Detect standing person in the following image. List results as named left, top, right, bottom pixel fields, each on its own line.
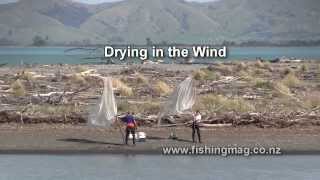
left=192, top=110, right=202, bottom=143
left=123, top=112, right=137, bottom=145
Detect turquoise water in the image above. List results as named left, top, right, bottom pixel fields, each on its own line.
left=0, top=46, right=320, bottom=65
left=0, top=155, right=319, bottom=180
left=0, top=47, right=104, bottom=65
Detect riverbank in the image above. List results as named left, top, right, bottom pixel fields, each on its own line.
left=0, top=62, right=320, bottom=154
left=1, top=61, right=320, bottom=127
left=0, top=124, right=320, bottom=155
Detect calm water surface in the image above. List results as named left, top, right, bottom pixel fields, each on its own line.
left=0, top=155, right=319, bottom=180
left=0, top=46, right=320, bottom=65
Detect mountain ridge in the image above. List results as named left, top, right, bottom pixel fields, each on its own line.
left=0, top=0, right=319, bottom=45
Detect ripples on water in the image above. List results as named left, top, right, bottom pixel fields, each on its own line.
left=0, top=155, right=319, bottom=180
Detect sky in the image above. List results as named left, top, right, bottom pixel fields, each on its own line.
left=0, top=0, right=217, bottom=4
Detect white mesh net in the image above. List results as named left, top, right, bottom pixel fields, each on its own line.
left=89, top=77, right=117, bottom=127
left=159, top=77, right=196, bottom=124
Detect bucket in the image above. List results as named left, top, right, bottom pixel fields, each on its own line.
left=129, top=132, right=146, bottom=142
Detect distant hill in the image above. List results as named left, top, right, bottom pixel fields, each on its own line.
left=0, top=0, right=319, bottom=45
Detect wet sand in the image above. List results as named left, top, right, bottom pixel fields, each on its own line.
left=0, top=124, right=320, bottom=155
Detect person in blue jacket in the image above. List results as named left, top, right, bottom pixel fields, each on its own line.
left=122, top=112, right=137, bottom=145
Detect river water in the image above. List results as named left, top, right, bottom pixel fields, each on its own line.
left=0, top=46, right=320, bottom=65
left=0, top=155, right=319, bottom=180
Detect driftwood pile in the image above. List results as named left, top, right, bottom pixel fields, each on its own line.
left=1, top=109, right=320, bottom=128
left=203, top=112, right=320, bottom=128
left=0, top=110, right=86, bottom=124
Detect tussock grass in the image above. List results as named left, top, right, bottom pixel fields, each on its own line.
left=254, top=61, right=266, bottom=69
left=112, top=79, right=133, bottom=97
left=70, top=74, right=87, bottom=85
left=136, top=73, right=148, bottom=84
left=26, top=104, right=78, bottom=116
left=194, top=94, right=255, bottom=114
left=236, top=62, right=248, bottom=71
left=216, top=64, right=233, bottom=75
left=281, top=73, right=301, bottom=88
left=118, top=101, right=160, bottom=114
left=283, top=67, right=293, bottom=75
left=74, top=66, right=88, bottom=73
left=254, top=79, right=273, bottom=89
left=193, top=68, right=220, bottom=81
left=238, top=70, right=253, bottom=81
left=11, top=79, right=26, bottom=97
left=317, top=64, right=320, bottom=74
left=249, top=77, right=292, bottom=97
left=154, top=80, right=172, bottom=96
left=193, top=70, right=207, bottom=81
left=303, top=92, right=320, bottom=109
left=19, top=71, right=34, bottom=81
left=299, top=64, right=308, bottom=72
left=273, top=82, right=291, bottom=97
left=252, top=68, right=266, bottom=76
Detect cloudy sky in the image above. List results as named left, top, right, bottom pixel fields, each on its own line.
left=0, top=0, right=217, bottom=4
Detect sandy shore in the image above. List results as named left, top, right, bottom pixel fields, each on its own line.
left=1, top=124, right=320, bottom=155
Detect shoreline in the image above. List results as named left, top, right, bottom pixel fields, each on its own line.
left=1, top=125, right=320, bottom=155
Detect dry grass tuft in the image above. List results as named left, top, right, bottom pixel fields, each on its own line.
left=136, top=73, right=148, bottom=84
left=193, top=68, right=220, bottom=81
left=302, top=92, right=320, bottom=110
left=254, top=79, right=273, bottom=89
left=118, top=101, right=161, bottom=114
left=19, top=71, right=34, bottom=81
left=153, top=80, right=172, bottom=96
left=112, top=79, right=133, bottom=97
left=74, top=66, right=88, bottom=73
left=281, top=73, right=301, bottom=88
left=299, top=64, right=308, bottom=72
left=25, top=104, right=78, bottom=116
left=254, top=61, right=266, bottom=69
left=70, top=74, right=87, bottom=85
left=11, top=79, right=26, bottom=97
left=194, top=94, right=255, bottom=114
left=283, top=67, right=293, bottom=75
left=273, top=82, right=291, bottom=97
